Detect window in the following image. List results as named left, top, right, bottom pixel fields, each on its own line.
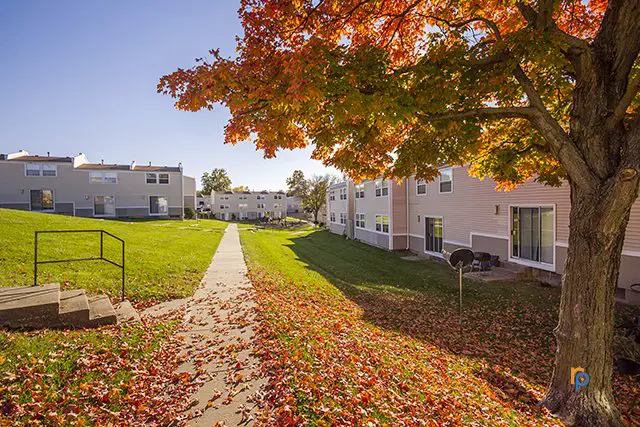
left=94, top=195, right=115, bottom=216
left=30, top=189, right=54, bottom=211
left=274, top=194, right=283, bottom=200
left=425, top=217, right=443, bottom=253
left=329, top=191, right=335, bottom=201
left=25, top=163, right=57, bottom=177
left=416, top=180, right=427, bottom=195
left=257, top=195, right=266, bottom=200
left=375, top=180, right=388, bottom=197
left=220, top=204, right=230, bottom=209
left=274, top=203, right=281, bottom=208
left=239, top=203, right=248, bottom=209
left=149, top=196, right=168, bottom=215
left=355, top=213, right=365, bottom=228
left=439, top=168, right=453, bottom=193
left=257, top=203, right=265, bottom=209
left=340, top=213, right=347, bottom=224
left=355, top=184, right=364, bottom=199
left=239, top=195, right=248, bottom=200
left=511, top=206, right=554, bottom=265
left=146, top=173, right=169, bottom=184
left=339, top=188, right=347, bottom=200
left=330, top=212, right=336, bottom=222
left=90, top=172, right=117, bottom=184
left=375, top=215, right=389, bottom=233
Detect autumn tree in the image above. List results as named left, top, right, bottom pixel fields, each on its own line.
left=232, top=185, right=250, bottom=193
left=201, top=168, right=231, bottom=195
left=159, top=1, right=640, bottom=424
left=303, top=174, right=336, bottom=223
left=286, top=169, right=309, bottom=198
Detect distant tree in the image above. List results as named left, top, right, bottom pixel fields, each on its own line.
left=286, top=170, right=309, bottom=198
left=303, top=174, right=337, bottom=223
left=201, top=168, right=231, bottom=194
left=232, top=185, right=250, bottom=193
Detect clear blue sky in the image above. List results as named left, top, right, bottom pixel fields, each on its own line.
left=0, top=0, right=338, bottom=191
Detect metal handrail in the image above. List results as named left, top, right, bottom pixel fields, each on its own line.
left=34, top=230, right=126, bottom=301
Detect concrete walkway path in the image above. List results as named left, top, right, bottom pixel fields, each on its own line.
left=176, top=224, right=264, bottom=426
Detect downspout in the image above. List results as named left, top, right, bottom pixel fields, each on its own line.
left=180, top=164, right=184, bottom=220
left=406, top=179, right=410, bottom=250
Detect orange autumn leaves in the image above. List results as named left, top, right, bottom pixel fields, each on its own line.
left=159, top=0, right=608, bottom=187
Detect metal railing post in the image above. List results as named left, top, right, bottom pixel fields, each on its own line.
left=100, top=231, right=104, bottom=260
left=121, top=240, right=125, bottom=301
left=34, top=232, right=38, bottom=286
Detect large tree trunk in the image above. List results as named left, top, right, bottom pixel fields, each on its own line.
left=542, top=175, right=639, bottom=426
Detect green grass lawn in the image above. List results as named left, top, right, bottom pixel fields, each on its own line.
left=0, top=209, right=225, bottom=424
left=0, top=209, right=227, bottom=301
left=241, top=228, right=639, bottom=426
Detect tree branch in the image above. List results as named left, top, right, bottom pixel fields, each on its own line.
left=417, top=107, right=537, bottom=121
left=608, top=70, right=640, bottom=127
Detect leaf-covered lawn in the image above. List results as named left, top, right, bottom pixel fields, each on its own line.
left=0, top=208, right=226, bottom=301
left=241, top=228, right=640, bottom=426
left=0, top=308, right=198, bottom=425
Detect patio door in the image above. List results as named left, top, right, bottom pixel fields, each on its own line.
left=511, top=206, right=554, bottom=265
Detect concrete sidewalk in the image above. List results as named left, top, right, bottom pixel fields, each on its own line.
left=177, top=224, right=264, bottom=426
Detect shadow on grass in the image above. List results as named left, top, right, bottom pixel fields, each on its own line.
left=283, top=231, right=561, bottom=399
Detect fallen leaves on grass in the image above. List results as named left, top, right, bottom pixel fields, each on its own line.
left=248, top=267, right=640, bottom=426
left=0, top=307, right=199, bottom=426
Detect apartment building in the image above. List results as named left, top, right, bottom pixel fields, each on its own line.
left=0, top=150, right=195, bottom=219
left=327, top=166, right=640, bottom=304
left=326, top=181, right=354, bottom=236
left=212, top=190, right=287, bottom=220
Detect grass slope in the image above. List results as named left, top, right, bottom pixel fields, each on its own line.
left=0, top=209, right=226, bottom=301
left=241, top=228, right=639, bottom=426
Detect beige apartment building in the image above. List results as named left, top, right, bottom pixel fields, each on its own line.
left=326, top=181, right=354, bottom=235
left=0, top=150, right=195, bottom=218
left=212, top=190, right=287, bottom=220
left=327, top=166, right=640, bottom=305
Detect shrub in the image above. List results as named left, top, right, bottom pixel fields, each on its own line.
left=184, top=207, right=196, bottom=219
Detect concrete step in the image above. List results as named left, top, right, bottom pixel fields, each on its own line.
left=88, top=295, right=117, bottom=327
left=59, top=289, right=90, bottom=328
left=0, top=283, right=61, bottom=329
left=113, top=300, right=141, bottom=324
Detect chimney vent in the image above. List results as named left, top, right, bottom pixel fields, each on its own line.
left=47, top=151, right=50, bottom=157
left=101, top=159, right=104, bottom=165
left=149, top=161, right=152, bottom=166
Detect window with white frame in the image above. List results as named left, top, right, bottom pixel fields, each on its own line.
left=340, top=213, right=347, bottom=224
left=220, top=204, right=230, bottom=209
left=94, top=195, right=115, bottom=216
left=439, top=168, right=453, bottom=193
left=89, top=172, right=117, bottom=184
left=146, top=173, right=169, bottom=184
left=330, top=212, right=336, bottom=222
left=339, top=188, right=347, bottom=200
left=274, top=194, right=283, bottom=199
left=239, top=195, right=248, bottom=200
left=355, top=213, right=365, bottom=228
left=355, top=184, right=364, bottom=199
left=425, top=217, right=443, bottom=253
left=149, top=196, right=168, bottom=215
left=416, top=180, right=427, bottom=195
left=257, top=195, right=266, bottom=200
left=25, top=163, right=57, bottom=177
left=257, top=203, right=265, bottom=209
left=375, top=215, right=389, bottom=233
left=329, top=191, right=335, bottom=201
left=375, top=180, right=388, bottom=197
left=274, top=203, right=281, bottom=208
left=239, top=203, right=248, bottom=209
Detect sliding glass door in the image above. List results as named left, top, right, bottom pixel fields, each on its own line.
left=511, top=206, right=554, bottom=265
